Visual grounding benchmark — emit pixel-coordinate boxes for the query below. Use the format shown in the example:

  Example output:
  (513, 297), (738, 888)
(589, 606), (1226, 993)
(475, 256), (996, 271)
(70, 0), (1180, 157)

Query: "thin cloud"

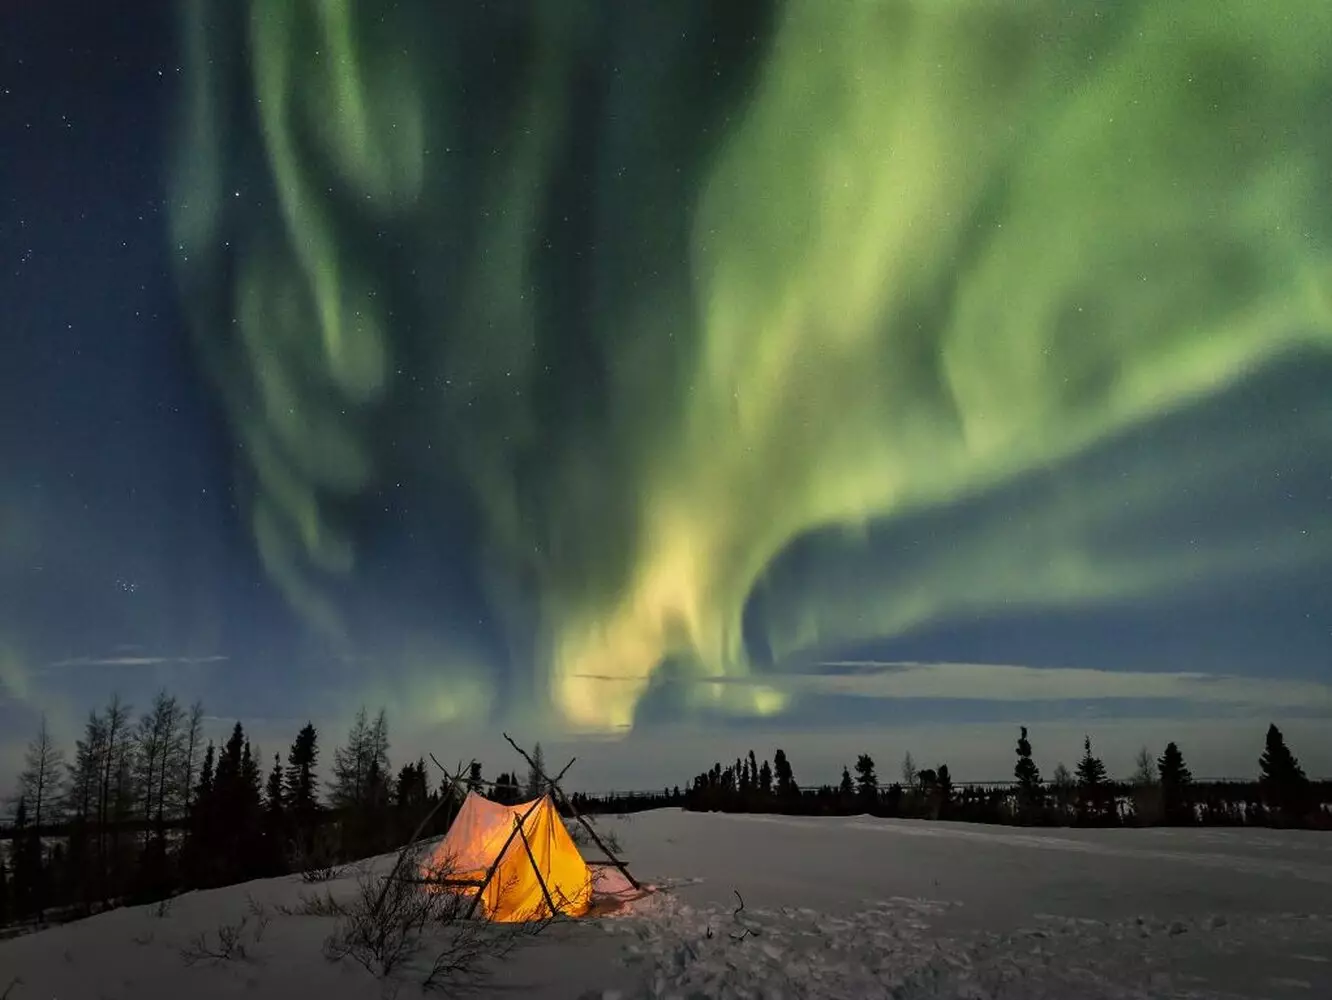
(574, 661), (1332, 712)
(44, 654), (228, 670)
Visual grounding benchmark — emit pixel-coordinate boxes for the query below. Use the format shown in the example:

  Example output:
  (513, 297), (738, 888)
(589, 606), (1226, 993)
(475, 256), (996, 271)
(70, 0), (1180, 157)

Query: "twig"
(2, 977), (22, 1000)
(180, 916), (251, 965)
(729, 889), (758, 941)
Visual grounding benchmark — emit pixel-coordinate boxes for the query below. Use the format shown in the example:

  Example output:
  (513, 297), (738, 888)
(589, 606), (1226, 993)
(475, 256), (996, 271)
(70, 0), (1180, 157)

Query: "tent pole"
(504, 733), (641, 891)
(514, 814), (562, 919)
(464, 795), (544, 921)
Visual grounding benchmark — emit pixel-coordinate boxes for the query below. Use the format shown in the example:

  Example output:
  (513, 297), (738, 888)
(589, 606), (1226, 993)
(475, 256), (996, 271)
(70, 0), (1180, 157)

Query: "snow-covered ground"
(2, 810), (1330, 999)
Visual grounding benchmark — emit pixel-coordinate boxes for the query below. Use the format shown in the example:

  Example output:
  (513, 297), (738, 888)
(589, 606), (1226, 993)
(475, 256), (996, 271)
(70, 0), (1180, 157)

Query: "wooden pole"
(463, 796), (544, 921)
(503, 732), (641, 890)
(374, 758), (472, 917)
(514, 813), (562, 919)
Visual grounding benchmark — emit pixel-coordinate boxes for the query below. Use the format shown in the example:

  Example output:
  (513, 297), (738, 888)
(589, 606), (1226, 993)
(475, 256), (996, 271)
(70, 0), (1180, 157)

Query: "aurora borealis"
(2, 0), (1330, 784)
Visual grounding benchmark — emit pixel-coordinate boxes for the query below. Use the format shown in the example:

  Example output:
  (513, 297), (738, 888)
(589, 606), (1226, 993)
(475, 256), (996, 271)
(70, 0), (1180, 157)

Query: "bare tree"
(135, 691), (184, 846)
(18, 715), (67, 832)
(178, 700), (205, 813)
(901, 751), (918, 790)
(66, 711), (106, 824)
(1131, 746), (1158, 787)
(98, 695), (132, 901)
(331, 707), (371, 808)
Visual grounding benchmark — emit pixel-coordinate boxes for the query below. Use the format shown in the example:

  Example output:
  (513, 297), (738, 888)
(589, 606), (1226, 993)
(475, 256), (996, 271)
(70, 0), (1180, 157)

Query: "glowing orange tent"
(422, 790), (594, 922)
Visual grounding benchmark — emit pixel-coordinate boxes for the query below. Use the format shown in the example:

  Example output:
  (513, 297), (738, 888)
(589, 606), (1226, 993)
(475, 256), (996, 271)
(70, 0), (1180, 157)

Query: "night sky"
(2, 1), (1329, 792)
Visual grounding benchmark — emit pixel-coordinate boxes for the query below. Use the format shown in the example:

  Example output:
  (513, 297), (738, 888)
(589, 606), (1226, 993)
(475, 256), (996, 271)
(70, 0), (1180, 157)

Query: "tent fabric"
(422, 790), (593, 922)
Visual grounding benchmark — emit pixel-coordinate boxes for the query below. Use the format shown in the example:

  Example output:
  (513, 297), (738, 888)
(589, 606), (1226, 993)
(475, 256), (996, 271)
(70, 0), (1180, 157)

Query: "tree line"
(680, 724), (1330, 829)
(0, 693), (558, 933)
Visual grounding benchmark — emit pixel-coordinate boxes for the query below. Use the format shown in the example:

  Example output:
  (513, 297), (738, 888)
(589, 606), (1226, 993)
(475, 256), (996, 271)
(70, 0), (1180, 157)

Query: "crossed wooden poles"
(385, 735), (640, 923)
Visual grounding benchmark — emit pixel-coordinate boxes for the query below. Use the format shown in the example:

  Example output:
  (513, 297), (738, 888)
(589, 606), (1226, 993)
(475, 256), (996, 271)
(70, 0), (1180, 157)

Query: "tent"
(421, 790), (594, 922)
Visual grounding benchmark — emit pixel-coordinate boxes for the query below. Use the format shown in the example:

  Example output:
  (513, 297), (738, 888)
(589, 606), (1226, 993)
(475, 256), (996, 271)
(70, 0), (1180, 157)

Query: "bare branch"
(180, 916), (251, 965)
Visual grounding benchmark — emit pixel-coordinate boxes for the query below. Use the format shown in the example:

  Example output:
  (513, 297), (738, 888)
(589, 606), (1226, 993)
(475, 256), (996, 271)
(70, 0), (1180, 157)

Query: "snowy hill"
(2, 809), (1331, 999)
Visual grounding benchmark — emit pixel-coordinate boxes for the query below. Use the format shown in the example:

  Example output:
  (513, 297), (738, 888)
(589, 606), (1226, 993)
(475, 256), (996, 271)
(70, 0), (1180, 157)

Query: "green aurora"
(169, 0), (1332, 733)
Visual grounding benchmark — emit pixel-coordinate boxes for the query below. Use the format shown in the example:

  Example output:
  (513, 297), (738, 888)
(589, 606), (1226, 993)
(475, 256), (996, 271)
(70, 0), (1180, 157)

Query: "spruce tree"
(773, 749), (796, 798)
(1075, 735), (1108, 822)
(758, 759), (773, 797)
(260, 753), (287, 877)
(936, 764), (954, 817)
(526, 742), (547, 798)
(1156, 742), (1193, 824)
(266, 753), (284, 814)
(1014, 726), (1041, 791)
(1259, 723), (1311, 822)
(285, 722), (320, 846)
(466, 761), (483, 794)
(839, 765), (855, 802)
(854, 754), (878, 808)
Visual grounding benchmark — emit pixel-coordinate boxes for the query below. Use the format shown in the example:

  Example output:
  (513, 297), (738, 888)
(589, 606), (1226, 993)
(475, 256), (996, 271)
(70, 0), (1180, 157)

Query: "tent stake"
(504, 732), (641, 891)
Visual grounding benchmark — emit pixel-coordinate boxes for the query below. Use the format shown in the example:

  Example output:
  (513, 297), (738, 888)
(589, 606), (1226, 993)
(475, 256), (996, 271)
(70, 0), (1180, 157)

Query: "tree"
(1014, 726), (1041, 792)
(1156, 742), (1193, 824)
(1075, 736), (1109, 823)
(285, 722), (320, 827)
(1131, 746), (1157, 786)
(839, 765), (854, 801)
(134, 691), (183, 847)
(331, 707), (371, 809)
(526, 742), (547, 798)
(331, 708), (390, 811)
(241, 739), (262, 809)
(395, 759), (428, 810)
(772, 749), (797, 800)
(758, 759), (773, 797)
(853, 754), (878, 808)
(97, 695), (132, 901)
(901, 751), (918, 790)
(177, 700), (205, 814)
(9, 796), (37, 918)
(1049, 762), (1075, 823)
(466, 761), (483, 795)
(0, 856), (9, 926)
(266, 753), (284, 815)
(18, 714), (67, 836)
(1258, 723), (1311, 823)
(1126, 744), (1163, 825)
(196, 741), (215, 804)
(936, 764), (954, 817)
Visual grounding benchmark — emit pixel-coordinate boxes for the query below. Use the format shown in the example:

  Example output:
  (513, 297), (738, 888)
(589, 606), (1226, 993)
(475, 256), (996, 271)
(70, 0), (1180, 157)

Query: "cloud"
(44, 654), (228, 670)
(575, 661), (1332, 714)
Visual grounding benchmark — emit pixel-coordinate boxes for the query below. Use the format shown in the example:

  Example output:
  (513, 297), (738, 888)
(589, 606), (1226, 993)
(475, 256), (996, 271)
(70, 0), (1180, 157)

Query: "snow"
(3, 810), (1330, 999)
